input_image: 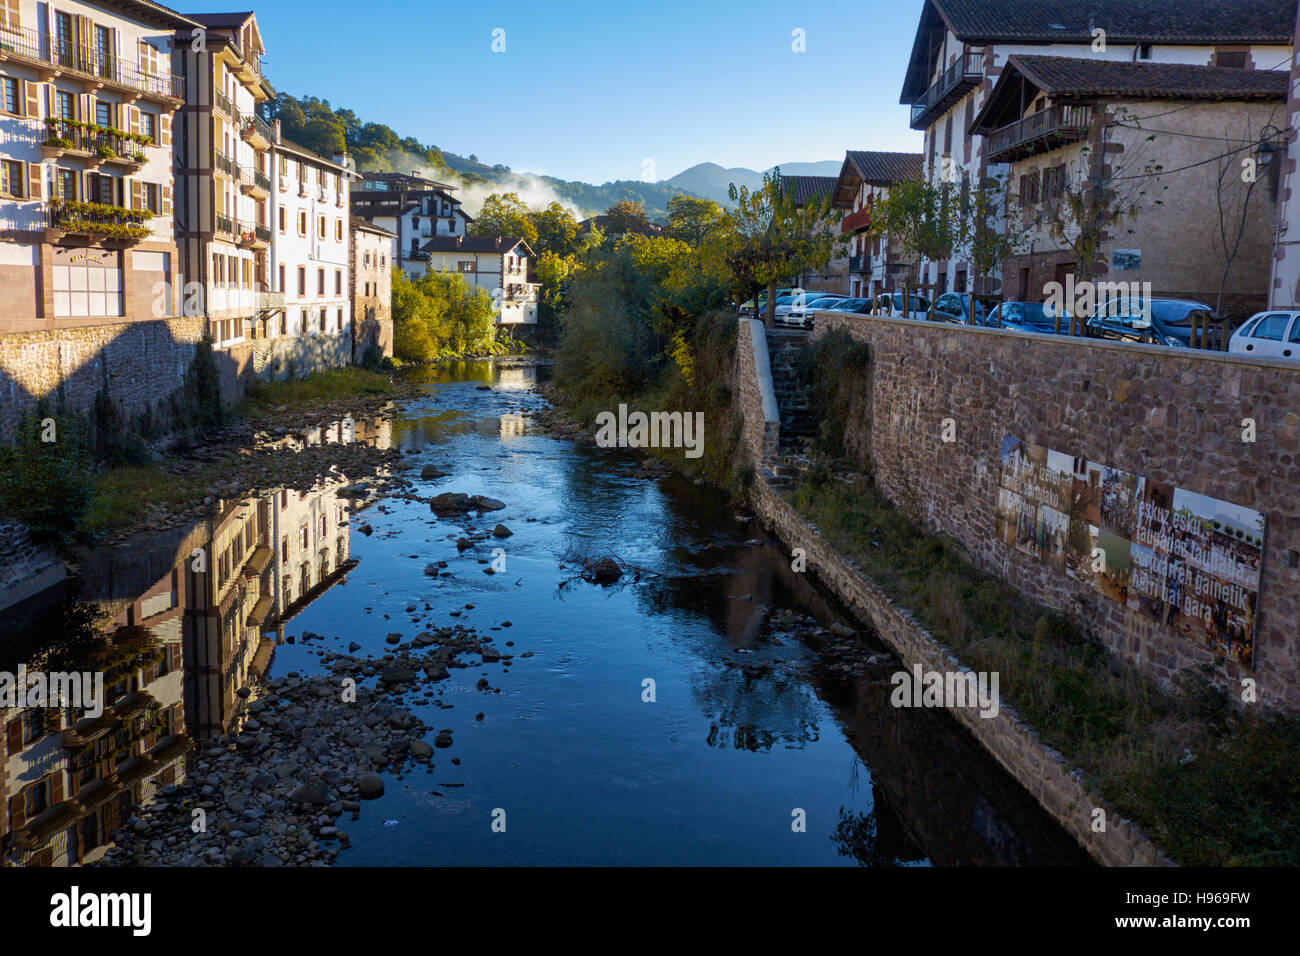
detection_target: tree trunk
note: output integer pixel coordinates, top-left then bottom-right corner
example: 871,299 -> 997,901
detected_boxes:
764,279 -> 776,328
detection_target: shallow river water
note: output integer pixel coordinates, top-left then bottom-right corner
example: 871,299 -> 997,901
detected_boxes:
1,360 -> 1090,866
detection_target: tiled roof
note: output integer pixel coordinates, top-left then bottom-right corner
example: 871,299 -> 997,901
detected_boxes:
844,151 -> 924,184
901,0 -> 1296,103
780,175 -> 838,206
1008,54 -> 1290,99
419,236 -> 532,255
351,217 -> 396,238
932,0 -> 1296,43
186,12 -> 256,29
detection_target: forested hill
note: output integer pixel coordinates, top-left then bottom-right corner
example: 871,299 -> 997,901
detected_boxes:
266,92 -> 702,220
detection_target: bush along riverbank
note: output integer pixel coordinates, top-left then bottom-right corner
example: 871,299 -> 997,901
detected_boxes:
777,328 -> 1300,866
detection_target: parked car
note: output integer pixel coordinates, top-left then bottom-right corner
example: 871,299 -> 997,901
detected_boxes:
1086,298 -> 1222,348
930,292 -> 989,325
1228,310 -> 1300,361
870,292 -> 931,320
783,293 -> 848,328
739,287 -> 799,317
986,301 -> 1074,334
822,297 -> 873,314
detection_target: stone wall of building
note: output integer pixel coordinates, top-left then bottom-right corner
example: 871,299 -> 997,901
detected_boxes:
810,312 -> 1300,711
0,321 -> 354,442
0,317 -> 206,442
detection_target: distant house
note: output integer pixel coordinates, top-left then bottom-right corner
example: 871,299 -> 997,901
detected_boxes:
350,171 -> 471,277
779,175 -> 845,294
420,235 -> 538,325
971,56 -> 1287,316
350,217 -> 394,361
829,151 -> 923,298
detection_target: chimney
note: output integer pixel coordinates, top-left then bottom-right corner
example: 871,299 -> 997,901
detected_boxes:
495,237 -> 502,249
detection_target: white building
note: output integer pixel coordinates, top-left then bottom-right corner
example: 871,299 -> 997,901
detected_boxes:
829,151 -> 923,297
269,132 -> 352,346
351,171 -> 470,277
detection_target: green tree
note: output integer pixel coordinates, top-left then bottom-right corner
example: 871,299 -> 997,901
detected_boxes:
723,167 -> 843,326
604,200 -> 652,236
470,192 -> 539,246
530,201 -> 580,258
665,195 -> 724,245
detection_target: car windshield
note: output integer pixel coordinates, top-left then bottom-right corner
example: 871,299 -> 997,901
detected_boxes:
833,298 -> 868,310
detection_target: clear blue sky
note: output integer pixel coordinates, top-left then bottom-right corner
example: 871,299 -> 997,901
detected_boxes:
190,0 -> 925,184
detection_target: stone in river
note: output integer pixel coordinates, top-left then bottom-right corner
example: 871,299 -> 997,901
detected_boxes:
421,465 -> 449,479
288,779 -> 330,806
492,523 -> 512,538
357,773 -> 385,799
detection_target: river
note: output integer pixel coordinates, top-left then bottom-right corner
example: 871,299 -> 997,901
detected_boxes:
0,359 -> 1090,866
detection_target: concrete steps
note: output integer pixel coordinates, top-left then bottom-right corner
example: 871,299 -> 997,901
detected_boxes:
764,327 -> 817,462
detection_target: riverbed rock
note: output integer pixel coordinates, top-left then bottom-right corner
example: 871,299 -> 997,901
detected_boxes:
492,523 -> 512,538
421,465 -> 449,479
357,773 -> 385,799
289,779 -> 330,806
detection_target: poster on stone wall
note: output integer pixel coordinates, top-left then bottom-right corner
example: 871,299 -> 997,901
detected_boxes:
996,436 -> 1265,667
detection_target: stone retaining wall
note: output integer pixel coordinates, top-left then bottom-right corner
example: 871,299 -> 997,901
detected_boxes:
730,313 -> 1176,866
811,312 -> 1300,711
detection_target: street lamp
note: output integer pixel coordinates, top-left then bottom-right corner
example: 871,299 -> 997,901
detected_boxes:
1255,124 -> 1283,169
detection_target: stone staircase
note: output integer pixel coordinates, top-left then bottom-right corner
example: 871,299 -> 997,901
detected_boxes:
762,327 -> 817,487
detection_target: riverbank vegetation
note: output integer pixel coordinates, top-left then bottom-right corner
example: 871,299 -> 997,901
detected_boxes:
544,174 -> 841,490
785,333 -> 1300,866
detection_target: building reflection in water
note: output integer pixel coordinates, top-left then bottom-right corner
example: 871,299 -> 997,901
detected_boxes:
0,469 -> 358,866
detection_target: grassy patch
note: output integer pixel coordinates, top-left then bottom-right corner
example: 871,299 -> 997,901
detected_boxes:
242,367 -> 396,413
786,475 -> 1300,865
81,464 -> 209,539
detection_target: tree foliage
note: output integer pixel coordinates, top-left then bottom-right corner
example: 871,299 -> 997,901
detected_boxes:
391,269 -> 499,360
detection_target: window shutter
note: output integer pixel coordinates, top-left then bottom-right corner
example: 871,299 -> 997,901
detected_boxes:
128,105 -> 139,137
132,178 -> 142,209
162,183 -> 171,215
24,78 -> 39,118
48,709 -> 62,734
6,717 -> 21,755
27,162 -> 41,201
7,793 -> 23,830
49,772 -> 63,804
3,0 -> 18,30
160,113 -> 171,148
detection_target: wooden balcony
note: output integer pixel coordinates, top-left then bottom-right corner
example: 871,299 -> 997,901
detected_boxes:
0,24 -> 183,102
985,104 -> 1093,163
910,50 -> 983,130
42,119 -> 150,170
840,205 -> 873,234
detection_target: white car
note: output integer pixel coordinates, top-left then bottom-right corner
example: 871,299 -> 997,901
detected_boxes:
1229,310 -> 1300,361
870,292 -> 931,321
783,294 -> 847,328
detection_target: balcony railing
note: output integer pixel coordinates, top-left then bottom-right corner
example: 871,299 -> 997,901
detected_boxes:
44,200 -> 152,243
239,112 -> 272,148
0,23 -> 183,100
984,104 -> 1093,163
216,151 -> 235,177
254,224 -> 272,243
216,213 -> 235,236
214,89 -> 234,117
910,49 -> 983,130
848,255 -> 872,274
43,118 -> 151,166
